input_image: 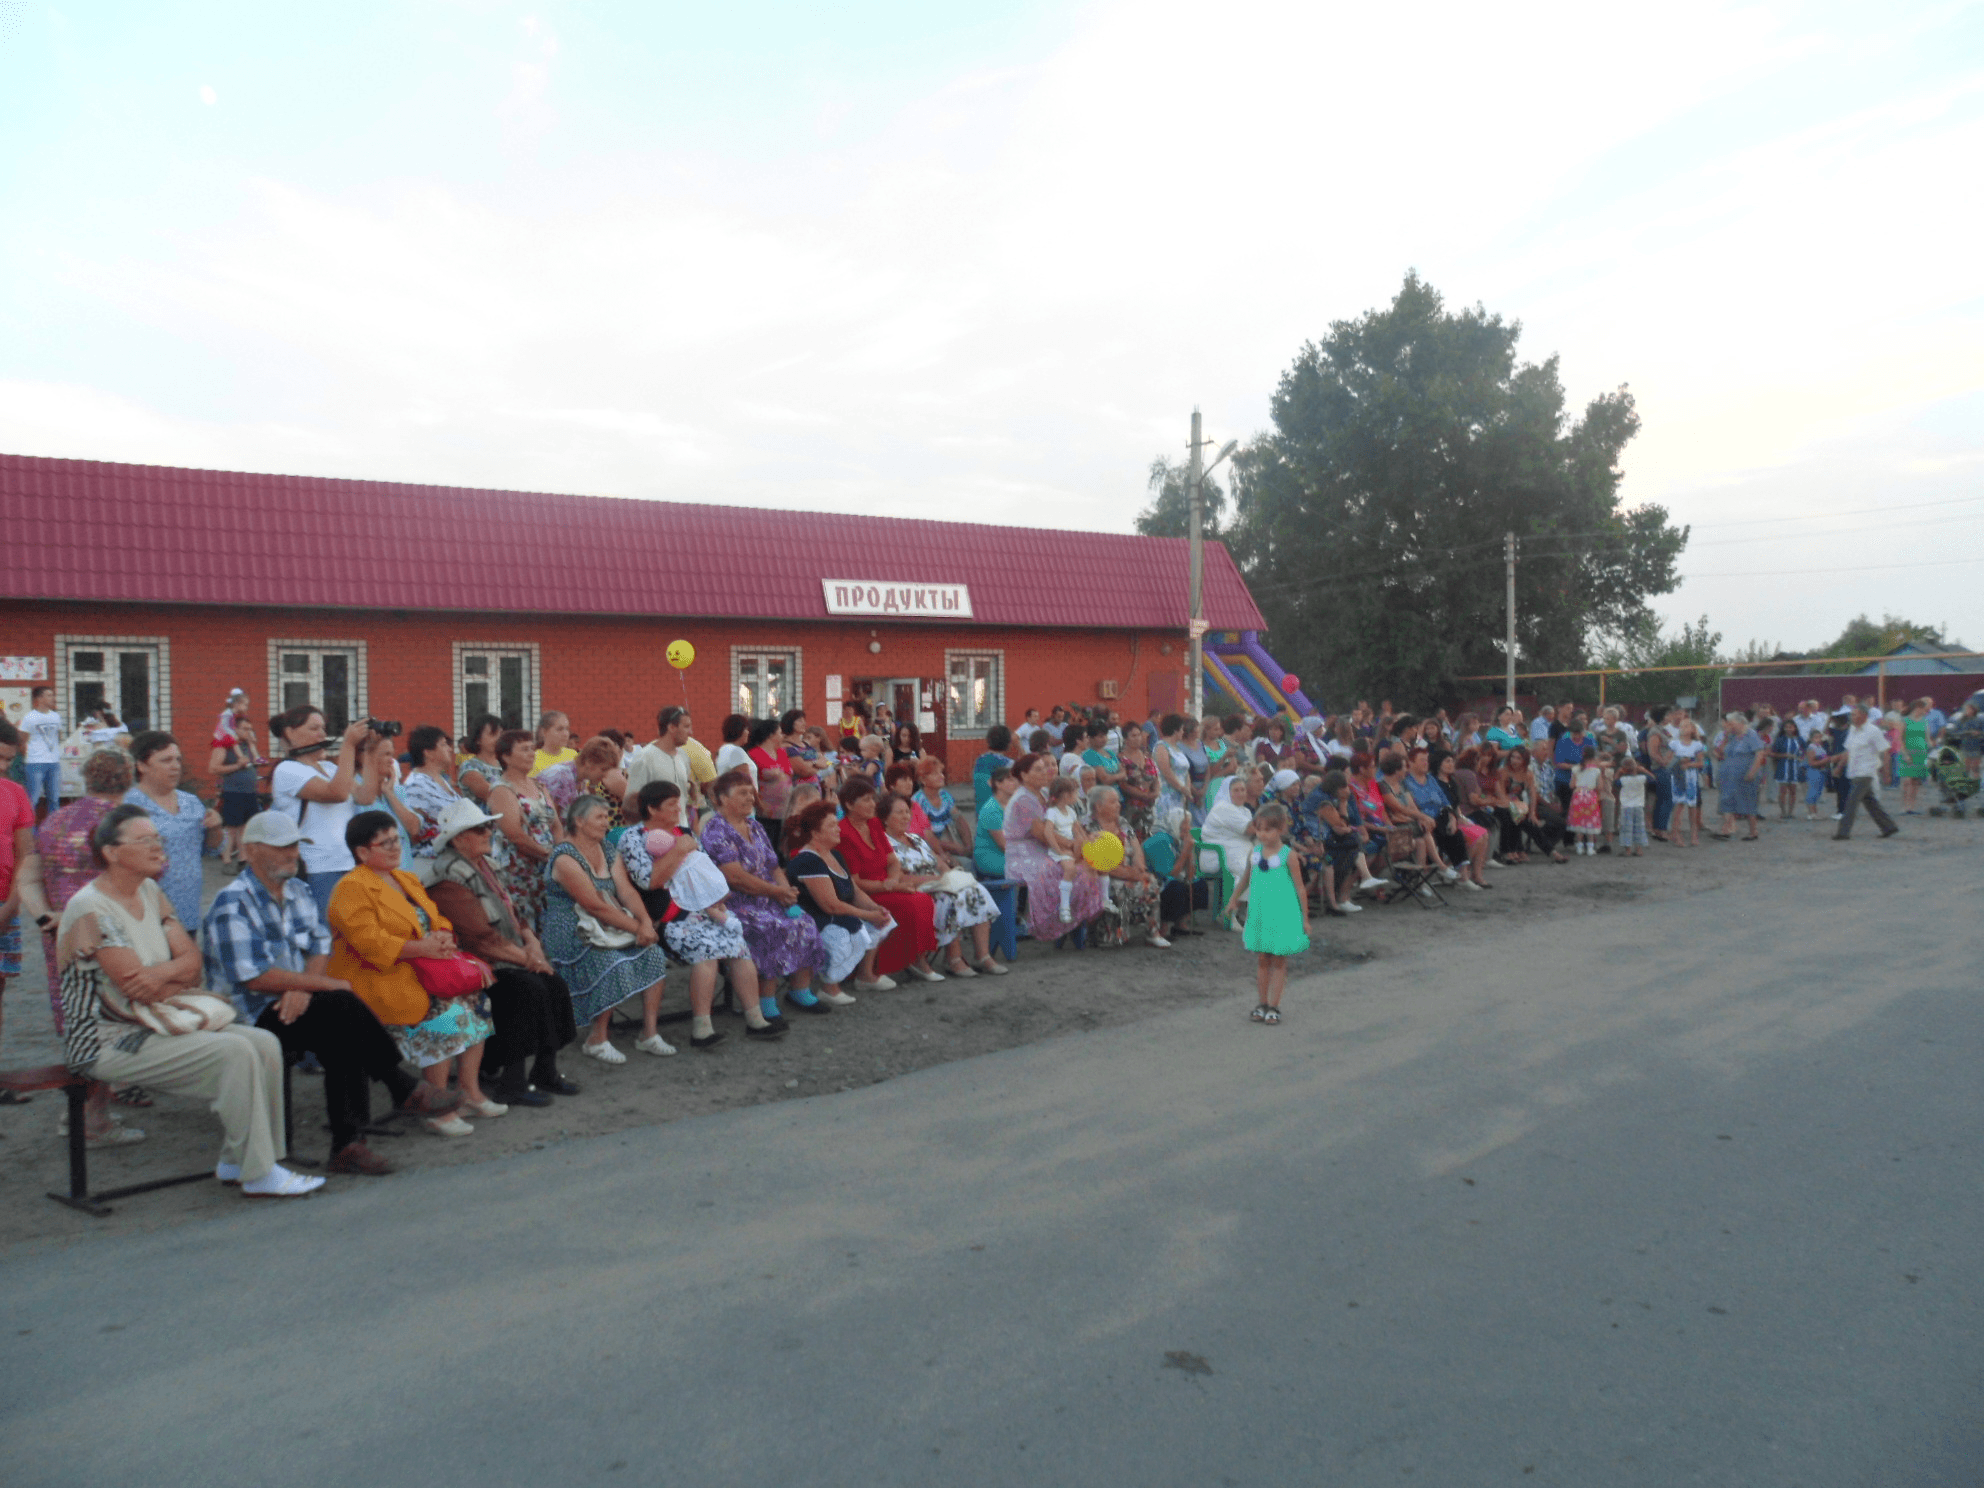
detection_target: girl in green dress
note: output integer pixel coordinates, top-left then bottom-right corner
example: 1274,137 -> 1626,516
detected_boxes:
1242,803 -> 1310,1025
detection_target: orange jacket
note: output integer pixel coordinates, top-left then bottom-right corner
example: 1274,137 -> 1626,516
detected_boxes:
326,867 -> 454,1027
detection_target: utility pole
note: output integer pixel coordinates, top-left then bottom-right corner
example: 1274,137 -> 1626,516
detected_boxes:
1504,531 -> 1517,709
1187,409 -> 1206,719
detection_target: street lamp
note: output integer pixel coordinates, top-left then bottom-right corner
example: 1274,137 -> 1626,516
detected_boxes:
1187,408 -> 1239,718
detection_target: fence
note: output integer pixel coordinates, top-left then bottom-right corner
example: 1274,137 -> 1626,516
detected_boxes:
1455,653 -> 1984,718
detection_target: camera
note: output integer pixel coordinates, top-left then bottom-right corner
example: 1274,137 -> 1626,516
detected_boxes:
366,718 -> 403,739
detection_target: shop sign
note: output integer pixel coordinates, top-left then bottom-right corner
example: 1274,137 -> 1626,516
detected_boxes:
821,581 -> 973,619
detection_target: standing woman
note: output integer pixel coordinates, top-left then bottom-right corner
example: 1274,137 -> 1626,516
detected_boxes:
122,731 -> 222,933
1153,714 -> 1193,827
209,694 -> 264,868
1669,720 -> 1707,847
455,714 -> 506,805
1897,699 -> 1932,814
747,718 -> 794,840
1179,718 -> 1211,824
1253,717 -> 1290,770
1711,713 -> 1765,841
398,724 -> 462,859
544,795 -> 671,1062
354,731 -> 420,871
890,721 -> 922,765
486,728 -> 559,936
1116,726 -> 1160,839
836,778 -> 941,986
270,706 -> 372,928
530,711 -> 576,777
1643,707 -> 1675,842
1002,753 -> 1105,944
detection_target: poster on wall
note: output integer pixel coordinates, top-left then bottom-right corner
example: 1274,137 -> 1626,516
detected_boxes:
0,687 -> 32,728
824,674 -> 843,701
0,656 -> 48,681
916,711 -> 937,734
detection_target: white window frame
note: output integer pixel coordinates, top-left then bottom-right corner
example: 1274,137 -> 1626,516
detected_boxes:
944,648 -> 1004,738
729,645 -> 804,721
452,642 -> 542,740
267,639 -> 368,735
54,634 -> 172,734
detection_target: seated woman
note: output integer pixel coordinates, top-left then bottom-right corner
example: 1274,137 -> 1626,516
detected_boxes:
973,766 -> 1018,879
424,799 -> 581,1104
876,790 -> 1005,976
883,761 -> 932,836
1085,785 -> 1167,949
1253,716 -> 1291,770
1432,751 -> 1492,889
544,795 -> 672,1063
619,781 -> 783,1044
889,720 -> 922,765
537,735 -> 630,831
1378,754 -> 1444,885
1504,746 -> 1568,863
915,757 -> 967,857
1115,726 -> 1159,839
836,778 -> 942,987
701,770 -> 827,1017
328,809 -> 501,1134
55,804 -> 322,1196
486,728 -> 560,935
1199,766 -> 1263,923
713,714 -> 754,784
785,800 -> 892,1003
1306,770 -> 1369,916
1002,753 -> 1105,945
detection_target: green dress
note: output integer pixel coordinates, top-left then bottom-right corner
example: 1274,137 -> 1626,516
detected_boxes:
1898,716 -> 1929,780
1242,848 -> 1310,957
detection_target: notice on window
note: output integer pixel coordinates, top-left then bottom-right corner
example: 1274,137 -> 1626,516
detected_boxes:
821,581 -> 973,619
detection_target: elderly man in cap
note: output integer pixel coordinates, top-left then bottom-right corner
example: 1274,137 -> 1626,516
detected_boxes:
1832,707 -> 1901,841
202,810 -> 460,1176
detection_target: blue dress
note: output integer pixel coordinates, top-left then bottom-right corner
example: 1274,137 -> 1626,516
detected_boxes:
541,841 -> 669,1023
1718,731 -> 1765,817
123,787 -> 208,931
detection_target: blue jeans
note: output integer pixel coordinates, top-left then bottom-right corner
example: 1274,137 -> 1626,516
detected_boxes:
1651,766 -> 1674,833
305,870 -> 347,935
23,761 -> 59,813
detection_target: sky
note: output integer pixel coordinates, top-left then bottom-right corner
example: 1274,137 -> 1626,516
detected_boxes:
1,0 -> 1980,656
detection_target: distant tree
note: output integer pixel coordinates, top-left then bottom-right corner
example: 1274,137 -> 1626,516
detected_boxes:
1818,613 -> 1948,660
1135,456 -> 1227,541
1593,614 -> 1723,706
1218,272 -> 1688,708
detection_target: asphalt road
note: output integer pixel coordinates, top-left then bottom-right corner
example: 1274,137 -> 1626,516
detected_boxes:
2,848 -> 1977,1487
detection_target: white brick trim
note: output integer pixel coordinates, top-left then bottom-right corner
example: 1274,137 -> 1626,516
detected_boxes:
53,633 -> 172,733
451,641 -> 542,740
728,644 -> 805,719
266,638 -> 369,733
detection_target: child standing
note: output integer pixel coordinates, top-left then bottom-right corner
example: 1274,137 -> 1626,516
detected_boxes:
1567,745 -> 1605,854
1243,803 -> 1310,1024
1771,718 -> 1803,820
1802,727 -> 1833,822
1614,753 -> 1650,856
1042,775 -> 1086,922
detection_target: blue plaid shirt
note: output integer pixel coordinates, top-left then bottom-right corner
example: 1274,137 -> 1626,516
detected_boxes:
201,871 -> 332,1023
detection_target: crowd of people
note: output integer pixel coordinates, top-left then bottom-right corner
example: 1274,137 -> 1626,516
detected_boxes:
0,678 -> 1962,1199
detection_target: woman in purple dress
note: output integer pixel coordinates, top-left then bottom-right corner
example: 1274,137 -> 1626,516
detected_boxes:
1003,752 -> 1104,943
700,770 -> 827,1013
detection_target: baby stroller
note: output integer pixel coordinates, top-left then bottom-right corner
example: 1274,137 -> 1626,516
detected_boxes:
1930,745 -> 1976,816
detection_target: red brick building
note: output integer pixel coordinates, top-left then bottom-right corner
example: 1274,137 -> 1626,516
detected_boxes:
0,454 -> 1264,787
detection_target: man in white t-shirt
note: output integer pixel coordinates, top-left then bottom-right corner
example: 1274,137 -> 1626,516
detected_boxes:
1834,707 -> 1899,840
21,685 -> 63,821
1792,700 -> 1823,742
625,707 -> 697,817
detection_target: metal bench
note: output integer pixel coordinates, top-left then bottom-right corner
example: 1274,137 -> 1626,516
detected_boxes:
1,1065 -> 211,1218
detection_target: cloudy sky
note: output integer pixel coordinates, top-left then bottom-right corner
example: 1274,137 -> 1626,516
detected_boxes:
2,0 -> 1979,654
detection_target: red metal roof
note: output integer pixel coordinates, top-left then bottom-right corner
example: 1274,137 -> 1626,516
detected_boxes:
0,454 -> 1265,632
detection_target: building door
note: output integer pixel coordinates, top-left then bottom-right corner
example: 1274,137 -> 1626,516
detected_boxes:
855,677 -> 922,742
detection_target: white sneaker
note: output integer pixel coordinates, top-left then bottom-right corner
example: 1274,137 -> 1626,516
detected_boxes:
582,1039 -> 627,1065
853,976 -> 897,992
424,1114 -> 475,1137
1484,857 -> 1504,868
1357,877 -> 1388,892
1146,933 -> 1173,948
1459,879 -> 1483,892
1058,905 -> 1074,923
635,1034 -> 678,1057
1419,885 -> 1438,901
818,989 -> 857,1006
1338,900 -> 1362,913
241,1163 -> 328,1198
1441,867 -> 1460,883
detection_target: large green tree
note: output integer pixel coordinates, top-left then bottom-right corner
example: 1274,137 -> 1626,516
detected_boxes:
1220,273 -> 1687,709
1135,456 -> 1228,541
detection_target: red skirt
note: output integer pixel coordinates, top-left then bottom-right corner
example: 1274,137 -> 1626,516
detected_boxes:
867,891 -> 939,974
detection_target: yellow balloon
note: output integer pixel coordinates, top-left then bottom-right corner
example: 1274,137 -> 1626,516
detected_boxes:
666,639 -> 695,670
1082,831 -> 1124,872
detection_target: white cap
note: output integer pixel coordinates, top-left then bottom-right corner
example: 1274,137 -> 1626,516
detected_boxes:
242,811 -> 311,847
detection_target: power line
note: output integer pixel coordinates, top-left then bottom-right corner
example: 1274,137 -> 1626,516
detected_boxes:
1679,556 -> 1984,579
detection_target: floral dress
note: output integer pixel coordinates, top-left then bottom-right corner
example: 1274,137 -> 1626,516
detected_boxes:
33,795 -> 115,1029
890,832 -> 1000,947
399,770 -> 460,858
493,781 -> 557,935
701,814 -> 825,979
1120,752 -> 1160,839
1088,829 -> 1159,948
122,787 -> 208,932
540,841 -> 669,1025
458,755 -> 503,799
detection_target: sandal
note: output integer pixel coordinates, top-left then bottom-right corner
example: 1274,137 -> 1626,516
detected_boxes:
1249,1004 -> 1269,1023
1261,1007 -> 1281,1024
0,1090 -> 31,1106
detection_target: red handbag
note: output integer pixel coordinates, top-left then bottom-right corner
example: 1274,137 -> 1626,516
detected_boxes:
409,953 -> 490,1000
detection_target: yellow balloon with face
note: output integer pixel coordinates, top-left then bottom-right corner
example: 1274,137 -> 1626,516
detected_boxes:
666,639 -> 695,670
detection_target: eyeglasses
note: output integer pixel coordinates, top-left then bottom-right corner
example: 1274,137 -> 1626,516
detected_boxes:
366,834 -> 404,853
113,831 -> 164,849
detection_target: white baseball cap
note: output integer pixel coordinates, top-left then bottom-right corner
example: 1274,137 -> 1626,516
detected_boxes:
242,811 -> 312,847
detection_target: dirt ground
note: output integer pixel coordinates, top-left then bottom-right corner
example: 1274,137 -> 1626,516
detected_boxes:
2,793 -> 1973,1251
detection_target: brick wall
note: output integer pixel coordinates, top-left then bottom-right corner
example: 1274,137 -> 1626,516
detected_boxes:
0,600 -> 1188,792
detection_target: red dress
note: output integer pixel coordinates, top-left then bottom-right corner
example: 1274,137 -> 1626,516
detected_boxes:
838,815 -> 939,975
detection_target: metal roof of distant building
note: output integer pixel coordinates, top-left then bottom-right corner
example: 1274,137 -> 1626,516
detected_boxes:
0,453 -> 1265,631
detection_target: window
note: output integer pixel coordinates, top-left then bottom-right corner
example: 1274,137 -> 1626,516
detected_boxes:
267,640 -> 367,734
58,635 -> 169,733
453,643 -> 540,738
945,650 -> 1003,737
731,647 -> 802,720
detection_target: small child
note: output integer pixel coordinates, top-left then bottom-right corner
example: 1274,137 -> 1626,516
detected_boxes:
1614,753 -> 1650,856
1243,802 -> 1310,1025
1803,728 -> 1833,822
1567,744 -> 1604,854
1042,775 -> 1086,922
642,822 -> 732,924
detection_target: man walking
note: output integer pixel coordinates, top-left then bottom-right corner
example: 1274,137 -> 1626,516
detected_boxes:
1833,707 -> 1899,840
